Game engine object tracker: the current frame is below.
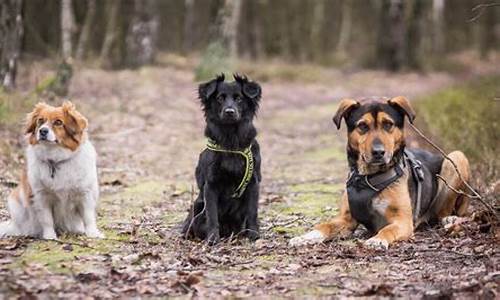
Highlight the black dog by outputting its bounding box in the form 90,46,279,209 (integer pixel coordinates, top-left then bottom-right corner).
181,74,262,244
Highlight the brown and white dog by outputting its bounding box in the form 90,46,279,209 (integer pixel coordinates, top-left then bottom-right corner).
290,97,470,249
0,102,103,239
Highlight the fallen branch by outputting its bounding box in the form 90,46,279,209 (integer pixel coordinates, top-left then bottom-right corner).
468,2,500,22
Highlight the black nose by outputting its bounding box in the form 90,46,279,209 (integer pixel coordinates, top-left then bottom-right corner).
371,144,385,160
39,128,49,137
224,108,236,116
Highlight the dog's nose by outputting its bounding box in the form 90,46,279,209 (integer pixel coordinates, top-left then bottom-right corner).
39,128,49,137
371,144,385,160
224,108,236,116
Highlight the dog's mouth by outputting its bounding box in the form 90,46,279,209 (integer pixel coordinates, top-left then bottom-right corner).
362,154,391,167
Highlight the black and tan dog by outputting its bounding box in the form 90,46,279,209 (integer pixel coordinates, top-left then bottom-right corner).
290,96,470,249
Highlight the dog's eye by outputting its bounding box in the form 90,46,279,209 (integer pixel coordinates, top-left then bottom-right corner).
37,118,45,125
217,95,225,103
53,119,63,126
234,95,243,102
357,122,369,133
382,121,394,131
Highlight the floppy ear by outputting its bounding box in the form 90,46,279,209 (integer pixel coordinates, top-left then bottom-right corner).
198,74,225,101
388,96,416,123
25,102,48,134
333,98,360,129
234,74,261,100
62,101,88,136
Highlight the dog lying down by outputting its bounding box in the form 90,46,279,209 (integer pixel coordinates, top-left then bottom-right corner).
182,74,262,244
290,97,470,249
0,102,104,239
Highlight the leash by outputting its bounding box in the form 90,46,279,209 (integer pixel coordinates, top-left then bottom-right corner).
206,139,254,198
46,158,71,179
408,122,498,220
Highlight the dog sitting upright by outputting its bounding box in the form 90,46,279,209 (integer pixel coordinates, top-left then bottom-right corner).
290,97,470,249
0,102,103,239
182,74,262,244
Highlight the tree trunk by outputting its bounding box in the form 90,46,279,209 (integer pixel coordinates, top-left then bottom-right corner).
376,0,406,71
220,0,242,59
0,0,23,91
125,0,159,68
336,0,352,56
61,0,74,60
310,0,325,62
432,0,445,54
479,4,497,59
183,0,196,54
99,0,123,69
75,0,96,60
407,0,428,70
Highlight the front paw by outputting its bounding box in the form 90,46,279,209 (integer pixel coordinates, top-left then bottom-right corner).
289,230,326,247
42,230,58,240
206,230,220,245
243,229,260,241
364,237,389,250
86,229,105,239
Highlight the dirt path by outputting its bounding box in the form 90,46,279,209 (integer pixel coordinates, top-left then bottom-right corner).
0,65,498,298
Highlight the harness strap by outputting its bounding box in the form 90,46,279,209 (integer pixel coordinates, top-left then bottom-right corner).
206,139,254,198
404,150,425,223
46,158,71,179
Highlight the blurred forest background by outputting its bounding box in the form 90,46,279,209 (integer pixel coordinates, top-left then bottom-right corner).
0,1,499,297
1,0,499,88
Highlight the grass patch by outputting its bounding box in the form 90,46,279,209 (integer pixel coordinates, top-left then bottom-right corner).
414,75,500,181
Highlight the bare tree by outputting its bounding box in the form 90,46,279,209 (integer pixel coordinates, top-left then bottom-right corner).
183,0,196,54
61,0,75,60
76,0,96,60
376,0,406,71
336,0,352,56
310,0,325,61
100,0,123,68
432,0,445,54
220,0,242,59
0,0,23,90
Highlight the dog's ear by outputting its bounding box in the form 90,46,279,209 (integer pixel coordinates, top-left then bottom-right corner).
333,98,360,129
234,74,261,100
62,101,88,136
198,74,225,101
388,96,416,124
25,102,48,134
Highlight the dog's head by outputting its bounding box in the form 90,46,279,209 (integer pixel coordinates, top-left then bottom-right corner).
333,96,416,174
25,101,88,151
198,74,261,124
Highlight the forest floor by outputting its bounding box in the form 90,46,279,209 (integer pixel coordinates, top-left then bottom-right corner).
0,57,499,298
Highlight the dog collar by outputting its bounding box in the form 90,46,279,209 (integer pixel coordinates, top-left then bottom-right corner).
206,139,254,198
46,158,71,179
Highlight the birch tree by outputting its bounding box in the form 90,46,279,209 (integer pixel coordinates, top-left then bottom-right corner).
0,0,23,90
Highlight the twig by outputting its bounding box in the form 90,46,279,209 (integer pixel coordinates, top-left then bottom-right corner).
409,123,499,220
265,215,306,232
468,2,500,22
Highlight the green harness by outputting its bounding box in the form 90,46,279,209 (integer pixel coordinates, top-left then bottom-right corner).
206,139,254,198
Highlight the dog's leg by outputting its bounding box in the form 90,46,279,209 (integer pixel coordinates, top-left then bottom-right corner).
243,181,260,240
82,191,104,238
365,186,413,249
204,184,220,245
33,193,57,240
289,192,357,246
432,151,471,221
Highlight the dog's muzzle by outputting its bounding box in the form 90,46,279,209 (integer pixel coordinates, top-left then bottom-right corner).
221,107,240,121
37,126,57,143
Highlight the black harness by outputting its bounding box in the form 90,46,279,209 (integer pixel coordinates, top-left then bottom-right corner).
346,150,425,232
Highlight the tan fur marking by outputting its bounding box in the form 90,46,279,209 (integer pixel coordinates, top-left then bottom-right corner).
372,175,414,244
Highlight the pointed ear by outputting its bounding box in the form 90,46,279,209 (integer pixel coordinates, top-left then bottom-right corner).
62,101,88,135
333,98,360,129
25,102,48,134
198,74,225,101
388,96,416,123
234,74,261,100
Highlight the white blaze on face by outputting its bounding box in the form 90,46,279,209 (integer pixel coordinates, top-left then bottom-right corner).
37,122,57,143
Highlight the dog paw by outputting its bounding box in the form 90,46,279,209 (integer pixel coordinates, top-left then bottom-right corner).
206,231,221,245
244,230,260,241
364,237,389,250
441,216,467,230
86,229,105,239
42,231,58,240
289,230,326,247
